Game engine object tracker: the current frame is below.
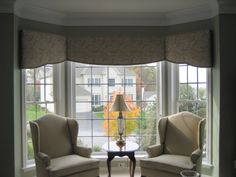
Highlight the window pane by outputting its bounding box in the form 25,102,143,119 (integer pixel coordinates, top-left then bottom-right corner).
46,103,55,113
140,84,157,101
179,84,188,100
77,137,92,148
108,84,124,93
141,66,157,84
139,135,157,151
188,84,197,100
25,69,34,84
179,65,187,83
45,66,53,84
25,85,35,102
198,68,207,82
24,65,56,163
199,84,207,100
76,66,91,85
93,137,107,152
77,119,92,136
37,104,47,117
76,85,91,102
45,85,53,101
27,138,34,160
35,67,45,84
76,103,92,119
26,104,37,121
197,101,207,118
73,62,160,154
36,85,44,102
93,119,106,136
108,78,115,87
188,66,197,83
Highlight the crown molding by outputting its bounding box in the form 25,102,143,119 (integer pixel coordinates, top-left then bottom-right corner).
218,1,236,14
14,1,219,26
166,2,218,25
62,12,167,26
14,1,65,25
0,0,15,13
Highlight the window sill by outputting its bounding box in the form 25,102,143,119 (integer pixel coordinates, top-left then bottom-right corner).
202,162,213,169
22,163,35,172
22,153,148,172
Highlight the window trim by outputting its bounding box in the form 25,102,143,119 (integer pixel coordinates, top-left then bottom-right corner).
170,63,212,165
21,64,63,168
21,61,212,168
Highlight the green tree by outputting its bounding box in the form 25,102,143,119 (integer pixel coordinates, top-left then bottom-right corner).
179,85,207,118
137,102,157,150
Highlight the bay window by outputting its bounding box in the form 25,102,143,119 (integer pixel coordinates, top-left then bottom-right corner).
22,61,211,167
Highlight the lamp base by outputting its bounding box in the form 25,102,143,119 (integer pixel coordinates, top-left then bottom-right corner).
116,139,126,149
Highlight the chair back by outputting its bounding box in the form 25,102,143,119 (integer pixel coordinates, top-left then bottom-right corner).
163,112,204,156
30,114,74,158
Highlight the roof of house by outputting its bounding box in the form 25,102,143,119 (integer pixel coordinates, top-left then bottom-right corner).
76,85,90,96
143,91,156,100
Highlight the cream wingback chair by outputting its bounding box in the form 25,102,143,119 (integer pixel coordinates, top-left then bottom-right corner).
140,112,205,177
30,114,100,177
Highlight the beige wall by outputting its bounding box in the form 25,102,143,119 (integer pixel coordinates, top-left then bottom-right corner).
0,13,16,177
218,14,236,177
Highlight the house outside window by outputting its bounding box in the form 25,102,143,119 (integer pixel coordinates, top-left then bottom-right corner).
122,78,133,87
92,94,101,105
88,78,101,87
108,78,115,87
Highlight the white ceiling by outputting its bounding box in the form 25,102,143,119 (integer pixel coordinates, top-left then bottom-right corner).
16,0,215,13
14,0,219,26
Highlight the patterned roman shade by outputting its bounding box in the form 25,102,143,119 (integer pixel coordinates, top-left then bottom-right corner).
67,32,165,65
20,29,212,68
165,30,212,67
20,30,66,68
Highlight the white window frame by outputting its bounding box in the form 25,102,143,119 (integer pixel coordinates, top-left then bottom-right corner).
170,63,212,166
70,62,161,154
21,63,64,168
21,61,212,169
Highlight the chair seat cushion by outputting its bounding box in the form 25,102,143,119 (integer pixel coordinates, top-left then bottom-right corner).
140,154,194,174
49,154,99,177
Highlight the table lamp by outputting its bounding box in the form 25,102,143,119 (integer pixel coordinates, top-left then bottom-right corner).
110,94,130,148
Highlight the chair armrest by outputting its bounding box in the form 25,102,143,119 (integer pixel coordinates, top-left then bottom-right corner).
35,152,51,167
146,144,163,158
191,148,202,163
74,145,92,158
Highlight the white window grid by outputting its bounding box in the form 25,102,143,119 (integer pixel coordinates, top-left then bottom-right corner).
22,65,57,166
21,62,212,167
73,63,160,152
172,63,212,165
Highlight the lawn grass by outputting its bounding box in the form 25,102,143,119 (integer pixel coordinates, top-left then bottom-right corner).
26,104,48,121
94,112,104,118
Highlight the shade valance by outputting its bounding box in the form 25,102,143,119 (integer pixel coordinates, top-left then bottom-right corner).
165,30,212,67
20,30,66,68
67,34,165,65
20,29,212,68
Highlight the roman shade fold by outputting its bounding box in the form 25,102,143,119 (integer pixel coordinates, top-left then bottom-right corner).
20,29,212,68
165,30,212,67
21,30,66,68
